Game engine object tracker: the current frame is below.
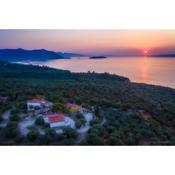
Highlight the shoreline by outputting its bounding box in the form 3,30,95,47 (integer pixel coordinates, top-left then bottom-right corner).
12,61,175,90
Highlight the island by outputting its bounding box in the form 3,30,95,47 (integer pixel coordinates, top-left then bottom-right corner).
89,56,107,59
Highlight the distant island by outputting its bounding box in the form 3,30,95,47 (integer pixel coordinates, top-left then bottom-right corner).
90,56,107,59
57,52,84,58
151,54,175,57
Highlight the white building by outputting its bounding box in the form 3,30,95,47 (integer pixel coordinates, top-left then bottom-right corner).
44,114,65,128
27,99,52,112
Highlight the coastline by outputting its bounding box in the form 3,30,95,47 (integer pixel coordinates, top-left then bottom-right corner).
1,60,175,145
12,59,175,90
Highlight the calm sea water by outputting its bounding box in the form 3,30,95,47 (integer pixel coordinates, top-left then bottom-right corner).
23,57,175,89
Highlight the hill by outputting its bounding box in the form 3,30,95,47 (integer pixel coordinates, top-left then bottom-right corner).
0,48,86,61
0,61,175,145
0,48,64,61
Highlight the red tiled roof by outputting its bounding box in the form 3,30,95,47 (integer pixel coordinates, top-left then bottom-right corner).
48,114,65,123
67,103,81,109
27,99,48,104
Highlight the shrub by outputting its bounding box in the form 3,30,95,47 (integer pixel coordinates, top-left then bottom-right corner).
63,127,78,139
86,133,104,145
11,109,19,115
52,102,67,112
27,130,39,142
9,114,20,122
90,118,100,126
0,114,3,123
4,122,19,139
75,120,82,129
75,112,84,119
35,117,45,126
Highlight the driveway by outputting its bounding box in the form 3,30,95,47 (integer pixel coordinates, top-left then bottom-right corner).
77,112,93,133
0,110,11,128
75,112,93,144
18,117,35,136
65,116,75,128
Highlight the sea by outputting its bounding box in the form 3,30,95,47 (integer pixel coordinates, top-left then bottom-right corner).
19,57,175,89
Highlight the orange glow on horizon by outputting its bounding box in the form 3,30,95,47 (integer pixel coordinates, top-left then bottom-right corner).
1,30,175,55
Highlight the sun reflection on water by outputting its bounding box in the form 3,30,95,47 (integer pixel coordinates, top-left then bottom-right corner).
141,57,149,83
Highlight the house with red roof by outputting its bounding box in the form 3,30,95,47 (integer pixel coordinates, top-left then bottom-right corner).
27,98,52,113
66,103,83,113
44,114,65,128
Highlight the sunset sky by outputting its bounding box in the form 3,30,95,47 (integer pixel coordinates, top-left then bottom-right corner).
0,30,175,56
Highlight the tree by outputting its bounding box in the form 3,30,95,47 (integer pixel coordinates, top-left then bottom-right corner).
37,135,49,145
108,130,124,145
0,113,3,123
90,118,100,126
38,128,57,144
80,118,86,126
75,112,86,127
63,138,75,145
35,117,45,126
75,120,82,129
92,124,105,137
52,102,67,112
94,105,101,118
126,133,136,145
27,130,39,142
9,114,20,122
11,109,19,115
75,112,84,119
45,128,57,137
15,135,25,144
4,122,19,139
63,127,78,139
86,133,104,145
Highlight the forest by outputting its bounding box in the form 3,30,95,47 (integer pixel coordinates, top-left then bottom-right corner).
0,60,175,145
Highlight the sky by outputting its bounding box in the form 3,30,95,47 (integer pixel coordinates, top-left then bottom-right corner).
0,30,175,56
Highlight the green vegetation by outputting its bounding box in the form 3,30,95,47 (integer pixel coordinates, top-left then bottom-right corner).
35,117,45,126
62,127,78,145
9,114,20,122
0,61,175,145
74,112,86,128
4,121,19,139
27,129,39,142
52,102,67,113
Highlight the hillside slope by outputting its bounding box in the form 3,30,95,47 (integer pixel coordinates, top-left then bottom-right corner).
0,48,64,61
0,61,175,145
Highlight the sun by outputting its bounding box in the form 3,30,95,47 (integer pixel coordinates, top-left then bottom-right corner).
144,50,148,54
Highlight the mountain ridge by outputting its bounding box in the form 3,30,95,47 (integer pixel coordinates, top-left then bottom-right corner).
0,48,84,61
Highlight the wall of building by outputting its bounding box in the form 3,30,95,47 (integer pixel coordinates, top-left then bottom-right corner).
50,121,65,128
27,102,42,111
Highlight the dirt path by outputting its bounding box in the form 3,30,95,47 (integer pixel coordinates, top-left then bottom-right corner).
76,112,93,144
18,117,35,136
77,112,93,133
0,110,11,127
